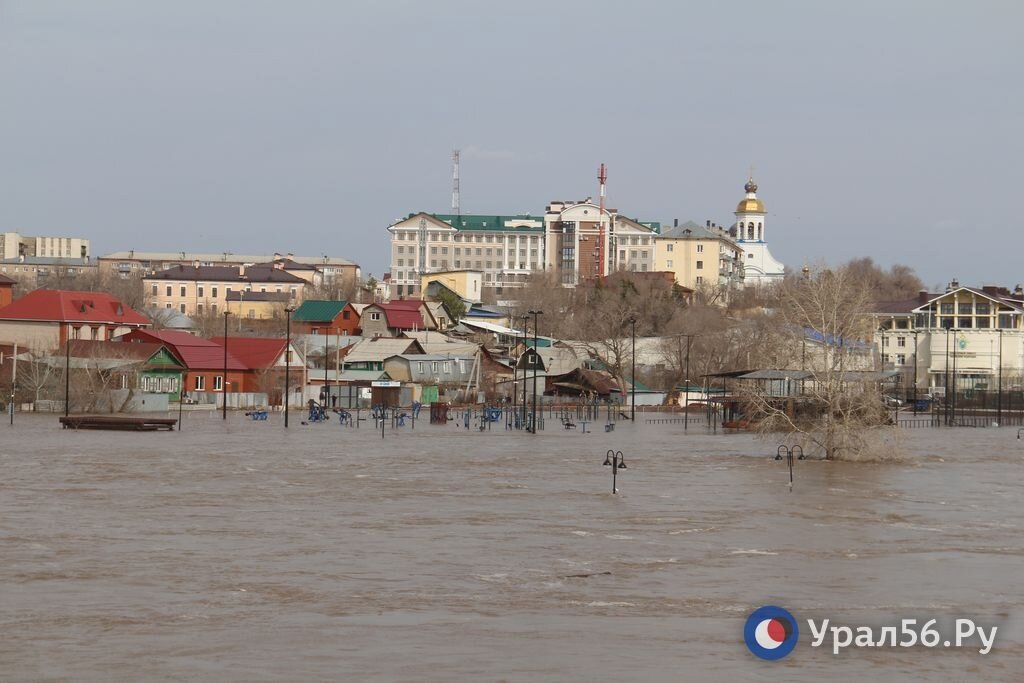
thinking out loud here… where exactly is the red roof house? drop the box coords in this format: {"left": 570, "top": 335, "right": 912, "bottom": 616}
{"left": 0, "top": 289, "right": 150, "bottom": 349}
{"left": 121, "top": 329, "right": 248, "bottom": 396}
{"left": 359, "top": 300, "right": 437, "bottom": 337}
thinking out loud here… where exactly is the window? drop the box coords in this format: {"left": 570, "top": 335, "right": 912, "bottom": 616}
{"left": 180, "top": 286, "right": 186, "bottom": 297}
{"left": 958, "top": 318, "right": 972, "bottom": 328}
{"left": 747, "top": 253, "right": 753, "bottom": 259}
{"left": 198, "top": 286, "right": 204, "bottom": 297}
{"left": 695, "top": 276, "right": 704, "bottom": 284}
{"left": 180, "top": 304, "right": 186, "bottom": 313}
{"left": 697, "top": 244, "right": 704, "bottom": 253}
{"left": 999, "top": 313, "right": 1014, "bottom": 329}
{"left": 975, "top": 302, "right": 990, "bottom": 315}
{"left": 151, "top": 284, "right": 157, "bottom": 295}
{"left": 290, "top": 287, "right": 297, "bottom": 299}
{"left": 940, "top": 303, "right": 954, "bottom": 315}
{"left": 896, "top": 336, "right": 906, "bottom": 347}
{"left": 369, "top": 312, "right": 382, "bottom": 321}
{"left": 443, "top": 362, "right": 450, "bottom": 373}
{"left": 881, "top": 353, "right": 890, "bottom": 363}
{"left": 958, "top": 303, "right": 972, "bottom": 314}
{"left": 418, "top": 362, "right": 426, "bottom": 373}
{"left": 212, "top": 287, "right": 218, "bottom": 298}
{"left": 976, "top": 318, "right": 990, "bottom": 328}
{"left": 666, "top": 243, "right": 674, "bottom": 252}
{"left": 212, "top": 304, "right": 218, "bottom": 314}
{"left": 431, "top": 361, "right": 439, "bottom": 373}
{"left": 195, "top": 376, "right": 206, "bottom": 390}
{"left": 90, "top": 327, "right": 99, "bottom": 340}
{"left": 641, "top": 250, "right": 648, "bottom": 259}
{"left": 166, "top": 285, "right": 172, "bottom": 296}
{"left": 696, "top": 261, "right": 704, "bottom": 269}
{"left": 197, "top": 304, "right": 203, "bottom": 315}
{"left": 881, "top": 336, "right": 889, "bottom": 347}
{"left": 214, "top": 375, "right": 223, "bottom": 391}
{"left": 896, "top": 353, "right": 906, "bottom": 365}
{"left": 666, "top": 260, "right": 673, "bottom": 268}
{"left": 342, "top": 310, "right": 350, "bottom": 320}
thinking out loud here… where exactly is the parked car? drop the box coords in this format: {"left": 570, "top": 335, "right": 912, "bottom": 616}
{"left": 883, "top": 396, "right": 904, "bottom": 408}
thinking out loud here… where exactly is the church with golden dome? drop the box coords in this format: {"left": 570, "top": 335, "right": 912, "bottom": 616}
{"left": 732, "top": 176, "right": 785, "bottom": 286}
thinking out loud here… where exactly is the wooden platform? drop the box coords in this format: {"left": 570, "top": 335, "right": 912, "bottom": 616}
{"left": 59, "top": 415, "right": 178, "bottom": 431}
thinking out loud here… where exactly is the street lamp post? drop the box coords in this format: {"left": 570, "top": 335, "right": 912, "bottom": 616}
{"left": 912, "top": 330, "right": 919, "bottom": 416}
{"left": 628, "top": 317, "right": 636, "bottom": 422}
{"left": 323, "top": 329, "right": 330, "bottom": 411}
{"left": 223, "top": 311, "right": 230, "bottom": 420}
{"left": 602, "top": 449, "right": 627, "bottom": 494}
{"left": 285, "top": 306, "right": 295, "bottom": 428}
{"left": 679, "top": 333, "right": 695, "bottom": 430}
{"left": 529, "top": 309, "right": 543, "bottom": 433}
{"left": 520, "top": 314, "right": 529, "bottom": 428}
{"left": 64, "top": 334, "right": 71, "bottom": 417}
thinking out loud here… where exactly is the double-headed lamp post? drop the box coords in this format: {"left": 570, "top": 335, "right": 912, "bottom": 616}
{"left": 628, "top": 317, "right": 637, "bottom": 421}
{"left": 603, "top": 449, "right": 627, "bottom": 494}
{"left": 222, "top": 311, "right": 230, "bottom": 420}
{"left": 285, "top": 306, "right": 295, "bottom": 428}
{"left": 528, "top": 309, "right": 543, "bottom": 433}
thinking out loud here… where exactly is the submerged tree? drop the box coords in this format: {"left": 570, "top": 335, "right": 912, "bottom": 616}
{"left": 738, "top": 265, "right": 889, "bottom": 460}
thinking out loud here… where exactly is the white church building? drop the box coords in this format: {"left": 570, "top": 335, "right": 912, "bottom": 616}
{"left": 732, "top": 177, "right": 785, "bottom": 286}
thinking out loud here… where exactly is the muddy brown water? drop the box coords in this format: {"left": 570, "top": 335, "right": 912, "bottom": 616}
{"left": 1, "top": 412, "right": 1022, "bottom": 681}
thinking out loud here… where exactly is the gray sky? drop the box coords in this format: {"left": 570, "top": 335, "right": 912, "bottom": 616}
{"left": 2, "top": 1, "right": 1021, "bottom": 288}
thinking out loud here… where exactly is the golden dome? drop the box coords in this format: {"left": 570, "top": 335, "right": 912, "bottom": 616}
{"left": 736, "top": 198, "right": 765, "bottom": 213}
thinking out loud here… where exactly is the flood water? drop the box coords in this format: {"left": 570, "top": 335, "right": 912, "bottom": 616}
{"left": 1, "top": 411, "right": 1022, "bottom": 681}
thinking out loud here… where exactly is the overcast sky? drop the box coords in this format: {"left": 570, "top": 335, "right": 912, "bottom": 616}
{"left": 2, "top": 1, "right": 1021, "bottom": 288}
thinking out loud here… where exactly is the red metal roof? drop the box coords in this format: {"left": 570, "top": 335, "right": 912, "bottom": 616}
{"left": 0, "top": 289, "right": 150, "bottom": 325}
{"left": 121, "top": 329, "right": 247, "bottom": 370}
{"left": 374, "top": 300, "right": 427, "bottom": 330}
{"left": 209, "top": 337, "right": 287, "bottom": 370}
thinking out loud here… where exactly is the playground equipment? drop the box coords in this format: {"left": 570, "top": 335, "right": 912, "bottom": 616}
{"left": 306, "top": 400, "right": 329, "bottom": 423}
{"left": 245, "top": 409, "right": 268, "bottom": 421}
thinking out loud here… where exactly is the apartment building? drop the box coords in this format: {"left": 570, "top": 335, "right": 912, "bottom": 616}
{"left": 143, "top": 264, "right": 307, "bottom": 318}
{"left": 0, "top": 231, "right": 90, "bottom": 260}
{"left": 654, "top": 221, "right": 744, "bottom": 297}
{"left": 100, "top": 251, "right": 359, "bottom": 289}
{"left": 387, "top": 213, "right": 545, "bottom": 297}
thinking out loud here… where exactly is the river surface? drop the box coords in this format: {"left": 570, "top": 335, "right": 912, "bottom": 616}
{"left": 1, "top": 412, "right": 1022, "bottom": 681}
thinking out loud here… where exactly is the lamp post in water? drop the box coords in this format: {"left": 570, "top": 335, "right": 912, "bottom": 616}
{"left": 519, "top": 314, "right": 529, "bottom": 427}
{"left": 222, "top": 311, "right": 230, "bottom": 420}
{"left": 529, "top": 309, "right": 543, "bottom": 433}
{"left": 285, "top": 306, "right": 295, "bottom": 428}
{"left": 603, "top": 449, "right": 627, "bottom": 494}
{"left": 628, "top": 317, "right": 636, "bottom": 422}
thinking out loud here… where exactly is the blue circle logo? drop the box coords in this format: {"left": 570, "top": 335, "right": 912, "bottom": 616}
{"left": 744, "top": 605, "right": 799, "bottom": 660}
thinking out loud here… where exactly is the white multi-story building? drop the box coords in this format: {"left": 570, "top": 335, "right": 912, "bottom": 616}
{"left": 874, "top": 284, "right": 1024, "bottom": 391}
{"left": 387, "top": 213, "right": 545, "bottom": 298}
{"left": 0, "top": 231, "right": 90, "bottom": 260}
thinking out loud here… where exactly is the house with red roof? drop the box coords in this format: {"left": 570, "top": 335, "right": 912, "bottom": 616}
{"left": 359, "top": 300, "right": 437, "bottom": 338}
{"left": 0, "top": 289, "right": 149, "bottom": 350}
{"left": 208, "top": 336, "right": 301, "bottom": 402}
{"left": 120, "top": 329, "right": 248, "bottom": 398}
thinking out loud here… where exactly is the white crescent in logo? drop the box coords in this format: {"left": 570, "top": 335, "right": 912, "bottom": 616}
{"left": 754, "top": 618, "right": 784, "bottom": 649}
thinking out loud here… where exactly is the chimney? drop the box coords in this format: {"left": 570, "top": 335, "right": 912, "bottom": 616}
{"left": 706, "top": 220, "right": 711, "bottom": 228}
{"left": 1015, "top": 285, "right": 1023, "bottom": 297}
{"left": 950, "top": 278, "right": 960, "bottom": 290}
{"left": 982, "top": 285, "right": 999, "bottom": 295}
{"left": 239, "top": 265, "right": 245, "bottom": 276}
{"left": 674, "top": 218, "right": 678, "bottom": 227}
{"left": 918, "top": 289, "right": 929, "bottom": 304}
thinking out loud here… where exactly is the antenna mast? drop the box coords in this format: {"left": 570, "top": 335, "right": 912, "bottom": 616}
{"left": 596, "top": 163, "right": 607, "bottom": 278}
{"left": 452, "top": 150, "right": 461, "bottom": 216}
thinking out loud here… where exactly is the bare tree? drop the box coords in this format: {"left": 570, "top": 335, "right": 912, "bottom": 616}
{"left": 737, "top": 265, "right": 889, "bottom": 460}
